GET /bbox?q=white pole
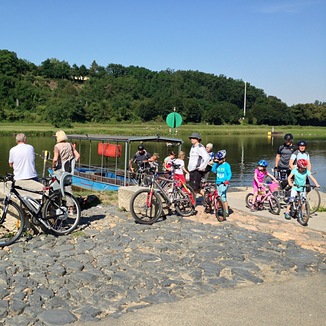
[243,81,247,118]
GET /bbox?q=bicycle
[245,182,281,215]
[202,181,226,222]
[287,184,310,226]
[0,172,81,247]
[130,166,196,224]
[273,168,321,214]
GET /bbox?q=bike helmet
[216,150,226,160]
[284,133,293,140]
[138,144,144,150]
[297,140,307,147]
[297,159,308,169]
[258,159,268,167]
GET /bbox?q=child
[163,151,176,172]
[250,160,277,211]
[284,159,320,220]
[173,151,189,184]
[148,153,160,173]
[211,150,232,218]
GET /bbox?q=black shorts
[189,170,205,191]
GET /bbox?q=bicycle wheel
[0,199,25,247]
[214,196,226,222]
[42,191,81,235]
[297,201,310,226]
[269,197,281,215]
[130,189,162,224]
[245,193,254,208]
[306,188,321,214]
[174,188,195,217]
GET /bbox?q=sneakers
[225,211,229,218]
[284,212,291,220]
[250,205,256,212]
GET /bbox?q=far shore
[0,123,325,138]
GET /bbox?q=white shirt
[188,143,210,172]
[174,158,185,175]
[9,143,38,180]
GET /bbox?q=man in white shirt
[187,132,210,194]
[9,133,38,180]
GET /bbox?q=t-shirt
[292,168,311,191]
[277,143,297,169]
[253,168,267,184]
[132,150,151,169]
[9,143,38,180]
[290,150,310,168]
[211,161,232,184]
[173,158,185,175]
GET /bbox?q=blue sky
[1,0,325,105]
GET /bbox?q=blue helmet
[258,159,268,167]
[216,150,226,160]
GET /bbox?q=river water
[0,134,325,192]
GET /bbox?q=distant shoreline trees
[0,49,325,127]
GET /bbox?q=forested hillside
[0,50,325,127]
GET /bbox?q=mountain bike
[0,172,81,247]
[245,182,281,215]
[288,184,310,226]
[130,166,196,224]
[202,181,226,222]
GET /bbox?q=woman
[52,130,80,173]
[52,130,80,214]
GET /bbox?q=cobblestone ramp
[0,205,325,325]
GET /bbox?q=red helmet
[297,159,308,169]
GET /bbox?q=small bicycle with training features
[0,172,81,247]
[287,184,310,226]
[245,182,281,215]
[202,180,226,222]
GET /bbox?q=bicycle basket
[268,182,279,193]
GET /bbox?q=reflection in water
[0,134,325,192]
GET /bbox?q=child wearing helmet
[284,159,320,220]
[211,150,232,219]
[250,160,277,211]
[289,140,311,171]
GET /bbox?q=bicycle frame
[2,174,64,230]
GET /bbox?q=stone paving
[0,203,325,326]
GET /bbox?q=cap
[138,144,144,150]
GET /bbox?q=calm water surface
[0,134,325,192]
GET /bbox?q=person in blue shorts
[211,150,232,218]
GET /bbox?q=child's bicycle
[0,172,81,247]
[273,168,321,214]
[245,182,281,215]
[202,180,226,222]
[287,184,310,226]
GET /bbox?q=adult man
[275,133,297,174]
[129,144,151,173]
[275,133,297,188]
[187,132,210,194]
[9,133,38,180]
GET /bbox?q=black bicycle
[0,173,81,247]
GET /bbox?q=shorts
[217,183,229,202]
[189,170,204,191]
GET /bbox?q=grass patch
[0,122,325,138]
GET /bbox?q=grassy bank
[0,122,325,138]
